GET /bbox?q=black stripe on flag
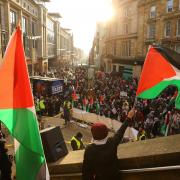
[153,45,180,70]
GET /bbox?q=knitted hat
[91,123,108,140]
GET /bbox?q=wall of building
[0,0,76,74]
[92,0,180,78]
[138,0,180,58]
[102,0,141,77]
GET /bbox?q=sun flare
[95,0,115,22]
[46,0,114,53]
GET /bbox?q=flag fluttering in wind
[0,26,49,179]
[136,45,180,109]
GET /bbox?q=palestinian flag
[137,45,180,109]
[0,26,49,179]
[72,90,77,101]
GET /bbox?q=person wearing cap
[71,132,85,151]
[82,108,135,180]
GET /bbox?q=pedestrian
[63,99,71,125]
[137,126,146,141]
[82,108,135,180]
[71,132,85,151]
[39,96,46,116]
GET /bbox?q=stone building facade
[103,0,142,78]
[93,0,180,78]
[138,0,180,57]
[0,0,39,74]
[60,27,73,67]
[0,0,75,75]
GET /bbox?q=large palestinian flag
[136,45,180,109]
[0,26,49,179]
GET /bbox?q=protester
[82,108,135,180]
[137,126,146,141]
[63,99,72,125]
[71,132,85,151]
[34,67,180,138]
[39,96,46,116]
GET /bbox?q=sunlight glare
[46,0,114,53]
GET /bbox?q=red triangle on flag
[136,47,176,96]
[0,26,34,108]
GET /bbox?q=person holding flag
[0,26,49,179]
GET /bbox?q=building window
[22,16,27,34]
[175,44,180,53]
[121,41,131,57]
[150,6,156,18]
[32,21,36,36]
[114,41,116,55]
[124,8,129,17]
[148,23,156,38]
[0,5,2,26]
[177,19,180,36]
[47,19,54,31]
[32,21,37,48]
[113,65,116,71]
[167,0,173,12]
[124,23,128,34]
[22,16,29,56]
[165,22,171,37]
[119,66,124,73]
[10,10,17,34]
[1,32,7,56]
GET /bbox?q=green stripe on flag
[138,79,180,109]
[0,108,45,180]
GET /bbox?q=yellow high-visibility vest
[71,136,81,149]
[137,133,146,141]
[35,102,40,112]
[40,100,45,109]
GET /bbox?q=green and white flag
[0,26,49,179]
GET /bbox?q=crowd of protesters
[33,66,180,139]
[66,67,180,139]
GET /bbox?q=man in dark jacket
[82,108,135,180]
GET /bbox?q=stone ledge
[48,134,180,175]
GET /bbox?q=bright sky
[46,0,114,54]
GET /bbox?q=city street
[1,0,180,179]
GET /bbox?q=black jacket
[0,148,12,180]
[82,120,129,180]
